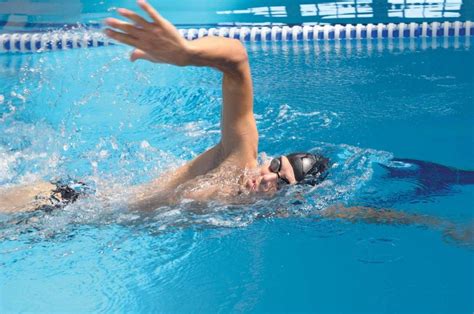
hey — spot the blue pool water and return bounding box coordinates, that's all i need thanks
[1,38,473,312]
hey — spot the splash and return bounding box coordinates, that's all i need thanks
[0,140,393,243]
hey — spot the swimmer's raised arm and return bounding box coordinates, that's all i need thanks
[105,0,257,207]
[105,1,257,166]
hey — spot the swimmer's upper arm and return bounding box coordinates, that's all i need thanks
[220,59,258,162]
[128,144,224,210]
[186,37,258,164]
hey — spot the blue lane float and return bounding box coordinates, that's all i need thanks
[0,21,472,53]
[0,32,110,53]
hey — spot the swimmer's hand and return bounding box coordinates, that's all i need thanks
[104,0,248,74]
[104,0,190,65]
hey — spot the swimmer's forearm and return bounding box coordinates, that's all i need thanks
[322,205,445,228]
[322,205,474,246]
[184,37,249,74]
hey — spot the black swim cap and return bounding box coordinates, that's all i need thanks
[286,152,330,184]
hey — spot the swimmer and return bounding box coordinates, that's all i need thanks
[0,0,330,212]
[100,0,332,209]
[0,1,472,246]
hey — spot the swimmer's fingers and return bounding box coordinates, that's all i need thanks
[105,18,145,37]
[137,0,165,26]
[105,29,140,47]
[117,8,151,29]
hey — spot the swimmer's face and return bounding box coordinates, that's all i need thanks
[246,156,297,193]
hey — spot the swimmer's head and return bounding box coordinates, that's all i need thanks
[246,152,330,193]
[285,153,330,184]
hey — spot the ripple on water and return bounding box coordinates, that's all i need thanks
[310,219,349,239]
[0,135,399,311]
[0,221,202,312]
[356,237,403,264]
[96,226,201,312]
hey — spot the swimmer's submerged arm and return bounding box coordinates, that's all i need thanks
[322,205,443,226]
[322,204,474,246]
[105,0,258,166]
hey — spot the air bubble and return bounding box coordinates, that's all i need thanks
[356,237,402,264]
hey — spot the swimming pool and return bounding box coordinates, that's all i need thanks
[1,3,474,314]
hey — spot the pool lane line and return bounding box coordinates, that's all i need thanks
[1,36,469,76]
[0,21,472,53]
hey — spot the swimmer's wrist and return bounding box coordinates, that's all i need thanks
[181,41,197,67]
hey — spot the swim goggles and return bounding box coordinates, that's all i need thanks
[269,157,291,185]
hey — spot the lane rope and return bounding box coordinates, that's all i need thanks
[0,21,472,53]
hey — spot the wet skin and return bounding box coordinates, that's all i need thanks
[247,156,297,193]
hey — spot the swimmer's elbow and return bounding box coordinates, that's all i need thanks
[231,40,249,65]
[218,40,249,75]
[185,37,249,76]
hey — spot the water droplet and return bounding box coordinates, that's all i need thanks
[140,140,150,149]
[110,139,119,150]
[99,150,108,158]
